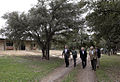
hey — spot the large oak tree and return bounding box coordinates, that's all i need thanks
[1,0,87,59]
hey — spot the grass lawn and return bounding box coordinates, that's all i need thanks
[62,65,80,82]
[96,55,120,82]
[0,55,63,82]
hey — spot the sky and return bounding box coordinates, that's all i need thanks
[0,0,91,29]
[0,0,84,29]
[0,0,38,29]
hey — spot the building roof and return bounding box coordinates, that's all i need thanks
[0,34,36,42]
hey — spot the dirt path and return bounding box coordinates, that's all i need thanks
[77,56,97,82]
[40,58,81,82]
[40,56,97,82]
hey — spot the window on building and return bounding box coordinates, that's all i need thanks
[6,41,13,46]
[33,43,36,47]
[31,43,36,47]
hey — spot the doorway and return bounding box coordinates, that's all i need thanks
[20,43,25,50]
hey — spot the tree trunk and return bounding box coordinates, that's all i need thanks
[46,42,50,60]
[37,38,51,60]
[113,48,117,55]
[108,49,111,56]
[42,48,46,59]
[46,49,50,60]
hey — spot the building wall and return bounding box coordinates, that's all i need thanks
[25,41,31,51]
[25,41,39,50]
[0,39,39,51]
[0,40,5,50]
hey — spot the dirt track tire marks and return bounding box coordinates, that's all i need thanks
[40,59,81,82]
[77,57,97,82]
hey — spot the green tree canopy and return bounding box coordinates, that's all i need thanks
[1,0,87,59]
[86,0,120,54]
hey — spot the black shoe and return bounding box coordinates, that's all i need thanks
[66,65,69,67]
[83,66,85,69]
[97,66,99,68]
[84,66,86,69]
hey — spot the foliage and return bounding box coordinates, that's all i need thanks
[1,0,87,59]
[86,0,120,53]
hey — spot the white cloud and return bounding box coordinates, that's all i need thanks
[0,0,38,29]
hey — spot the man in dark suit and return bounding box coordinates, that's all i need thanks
[96,47,101,68]
[62,45,70,67]
[71,47,77,67]
[80,47,87,69]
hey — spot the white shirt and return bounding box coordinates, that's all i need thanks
[82,51,84,54]
[91,50,94,55]
[65,49,68,53]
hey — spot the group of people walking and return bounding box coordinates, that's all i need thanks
[62,45,101,71]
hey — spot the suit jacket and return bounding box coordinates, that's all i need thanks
[96,49,101,58]
[62,49,70,58]
[80,50,87,60]
[71,50,77,58]
[89,49,97,60]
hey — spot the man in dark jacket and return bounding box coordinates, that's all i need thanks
[62,45,70,67]
[71,47,77,67]
[96,47,101,68]
[80,47,87,69]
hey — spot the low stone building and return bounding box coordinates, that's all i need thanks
[0,38,39,51]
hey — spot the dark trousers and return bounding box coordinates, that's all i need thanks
[91,59,97,70]
[65,57,69,67]
[82,59,87,68]
[73,57,76,67]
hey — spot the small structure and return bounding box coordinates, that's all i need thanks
[0,38,39,51]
